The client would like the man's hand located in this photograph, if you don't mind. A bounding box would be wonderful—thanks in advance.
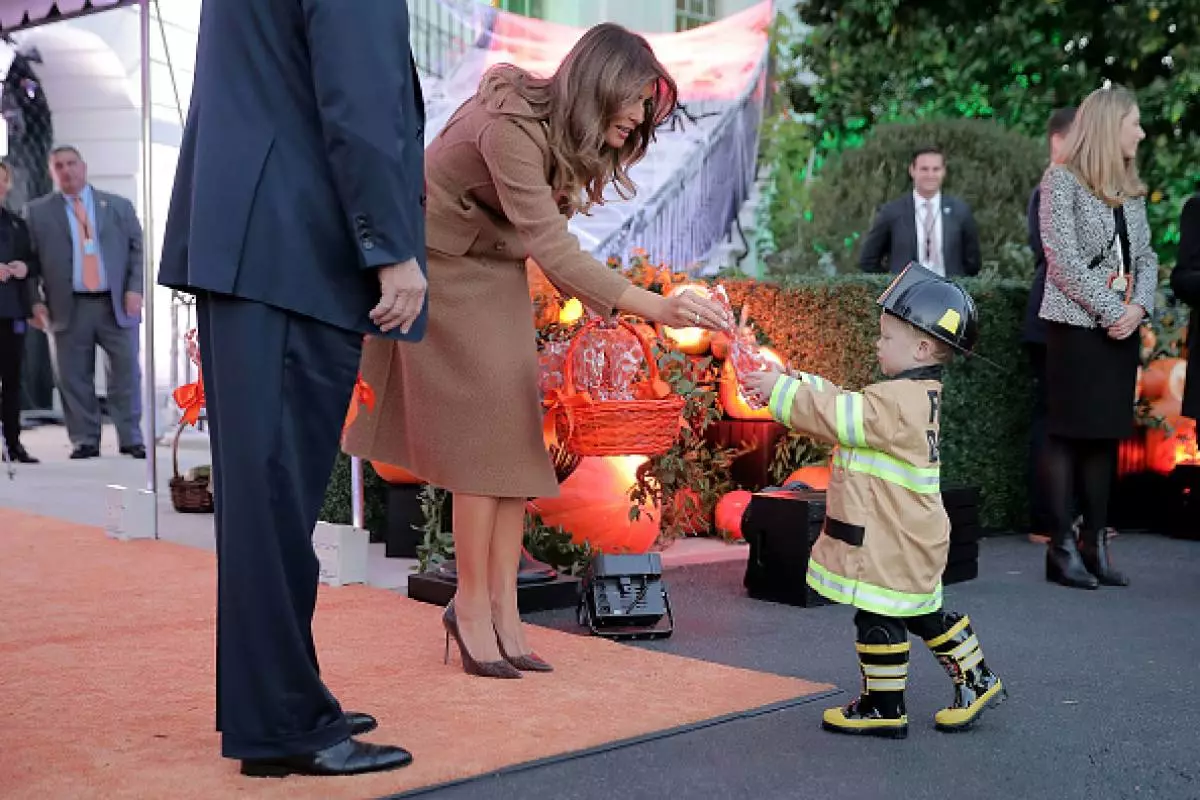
[0,264,9,283]
[6,260,27,280]
[371,258,426,334]
[30,303,50,331]
[125,292,143,319]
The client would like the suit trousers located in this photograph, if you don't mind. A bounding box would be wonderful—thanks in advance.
[195,291,362,759]
[50,295,142,448]
[0,320,25,449]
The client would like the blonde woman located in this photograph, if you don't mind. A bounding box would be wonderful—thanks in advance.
[1038,84,1156,590]
[344,24,731,677]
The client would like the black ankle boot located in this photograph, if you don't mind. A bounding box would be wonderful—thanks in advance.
[1046,535,1099,590]
[1078,528,1129,587]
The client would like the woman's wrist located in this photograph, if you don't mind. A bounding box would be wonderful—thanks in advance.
[615,285,666,322]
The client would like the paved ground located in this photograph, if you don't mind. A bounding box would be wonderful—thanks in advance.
[411,533,1200,800]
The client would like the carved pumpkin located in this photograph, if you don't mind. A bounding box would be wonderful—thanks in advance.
[784,465,831,490]
[370,461,423,485]
[1140,357,1186,402]
[714,490,752,540]
[660,284,712,356]
[1145,416,1198,475]
[528,456,661,554]
[718,347,785,420]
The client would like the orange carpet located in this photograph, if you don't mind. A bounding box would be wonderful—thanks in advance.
[0,509,832,799]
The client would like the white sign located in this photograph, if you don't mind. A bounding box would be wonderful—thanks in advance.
[105,485,156,541]
[313,522,369,587]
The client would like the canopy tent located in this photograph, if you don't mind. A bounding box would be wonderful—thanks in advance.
[1,0,159,536]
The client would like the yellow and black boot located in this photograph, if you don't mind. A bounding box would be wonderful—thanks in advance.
[821,640,910,739]
[924,614,1006,732]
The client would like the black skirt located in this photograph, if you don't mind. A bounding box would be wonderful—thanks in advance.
[1044,321,1140,440]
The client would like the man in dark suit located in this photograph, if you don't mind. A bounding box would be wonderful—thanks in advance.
[1025,107,1077,543]
[859,146,982,277]
[158,0,428,777]
[25,146,145,460]
[1172,191,1200,422]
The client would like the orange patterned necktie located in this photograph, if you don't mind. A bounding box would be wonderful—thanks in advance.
[71,195,101,291]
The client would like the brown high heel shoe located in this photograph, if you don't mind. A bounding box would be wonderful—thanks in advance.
[442,601,521,679]
[495,630,554,672]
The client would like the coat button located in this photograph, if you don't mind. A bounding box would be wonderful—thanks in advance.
[494,241,506,251]
[361,234,376,251]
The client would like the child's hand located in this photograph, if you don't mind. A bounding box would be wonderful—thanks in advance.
[742,369,783,407]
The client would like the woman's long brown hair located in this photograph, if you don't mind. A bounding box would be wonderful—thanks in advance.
[478,23,678,215]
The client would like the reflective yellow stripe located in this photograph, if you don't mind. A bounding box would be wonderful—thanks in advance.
[961,649,984,672]
[833,447,941,494]
[863,664,908,678]
[768,376,802,427]
[807,559,943,617]
[836,393,867,447]
[925,615,971,648]
[949,635,979,661]
[856,642,910,655]
[865,678,906,692]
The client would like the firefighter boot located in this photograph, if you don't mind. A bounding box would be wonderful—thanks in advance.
[822,640,909,739]
[1078,528,1129,587]
[924,614,1006,732]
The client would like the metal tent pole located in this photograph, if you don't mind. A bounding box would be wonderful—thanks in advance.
[351,457,365,529]
[139,0,159,539]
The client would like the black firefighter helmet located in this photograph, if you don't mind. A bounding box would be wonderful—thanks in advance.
[877,262,979,355]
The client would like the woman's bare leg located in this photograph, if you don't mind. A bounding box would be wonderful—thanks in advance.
[449,492,503,662]
[488,497,530,657]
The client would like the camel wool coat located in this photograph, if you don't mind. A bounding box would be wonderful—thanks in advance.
[342,89,633,498]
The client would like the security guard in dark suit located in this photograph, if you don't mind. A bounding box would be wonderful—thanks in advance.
[0,161,38,465]
[158,0,427,777]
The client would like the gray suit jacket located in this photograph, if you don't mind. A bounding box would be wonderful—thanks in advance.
[859,193,981,277]
[25,187,144,332]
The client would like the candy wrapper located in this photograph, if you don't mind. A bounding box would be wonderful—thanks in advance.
[711,285,772,410]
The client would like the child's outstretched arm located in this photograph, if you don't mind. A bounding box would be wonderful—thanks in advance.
[744,370,896,451]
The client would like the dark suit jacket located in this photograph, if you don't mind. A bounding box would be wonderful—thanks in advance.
[157,0,427,341]
[0,208,36,320]
[1171,193,1200,420]
[859,193,981,277]
[1023,184,1049,345]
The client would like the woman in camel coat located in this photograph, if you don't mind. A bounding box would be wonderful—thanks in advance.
[344,24,730,677]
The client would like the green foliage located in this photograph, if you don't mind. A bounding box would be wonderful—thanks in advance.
[768,119,1046,279]
[523,515,594,576]
[785,0,1200,267]
[757,112,816,260]
[319,453,388,535]
[414,484,455,574]
[721,275,1033,530]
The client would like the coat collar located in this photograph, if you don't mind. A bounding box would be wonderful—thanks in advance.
[889,365,944,382]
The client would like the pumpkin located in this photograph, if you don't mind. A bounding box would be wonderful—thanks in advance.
[710,331,732,361]
[1149,395,1183,421]
[784,465,831,490]
[1145,416,1198,475]
[714,490,752,540]
[370,461,423,484]
[659,283,714,356]
[528,456,661,554]
[718,347,785,420]
[1140,357,1186,402]
[1140,326,1157,361]
[558,297,585,325]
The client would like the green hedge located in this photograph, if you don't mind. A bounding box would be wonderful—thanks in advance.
[768,119,1047,279]
[721,275,1032,530]
[324,276,1034,534]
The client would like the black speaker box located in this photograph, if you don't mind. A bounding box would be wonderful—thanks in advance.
[741,490,831,607]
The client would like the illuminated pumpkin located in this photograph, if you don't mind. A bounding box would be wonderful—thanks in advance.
[669,487,710,536]
[718,347,785,420]
[1150,395,1183,421]
[1145,416,1198,475]
[715,490,752,540]
[528,456,661,554]
[785,465,831,490]
[1140,357,1186,401]
[710,331,732,361]
[370,461,423,485]
[559,297,584,325]
[660,284,712,356]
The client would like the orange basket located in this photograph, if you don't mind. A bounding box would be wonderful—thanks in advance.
[545,317,684,457]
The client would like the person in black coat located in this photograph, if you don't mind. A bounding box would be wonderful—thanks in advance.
[158,0,427,778]
[1024,106,1076,542]
[0,161,39,464]
[1171,192,1200,421]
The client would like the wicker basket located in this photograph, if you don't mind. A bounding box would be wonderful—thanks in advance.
[169,419,214,514]
[546,317,684,457]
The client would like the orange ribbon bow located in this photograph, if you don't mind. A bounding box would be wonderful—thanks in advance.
[343,372,376,431]
[173,374,205,426]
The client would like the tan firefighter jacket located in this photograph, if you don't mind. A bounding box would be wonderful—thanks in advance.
[767,365,948,617]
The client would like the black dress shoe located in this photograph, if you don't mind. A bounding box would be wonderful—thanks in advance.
[70,444,100,460]
[4,444,38,464]
[240,737,412,777]
[120,444,147,459]
[346,711,377,736]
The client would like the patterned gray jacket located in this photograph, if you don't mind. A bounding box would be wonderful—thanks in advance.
[1037,164,1157,329]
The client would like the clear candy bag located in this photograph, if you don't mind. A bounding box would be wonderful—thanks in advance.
[711,285,771,410]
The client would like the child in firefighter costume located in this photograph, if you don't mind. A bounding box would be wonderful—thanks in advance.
[744,263,1005,739]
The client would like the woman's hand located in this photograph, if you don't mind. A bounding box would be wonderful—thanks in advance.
[658,291,734,331]
[1106,303,1144,340]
